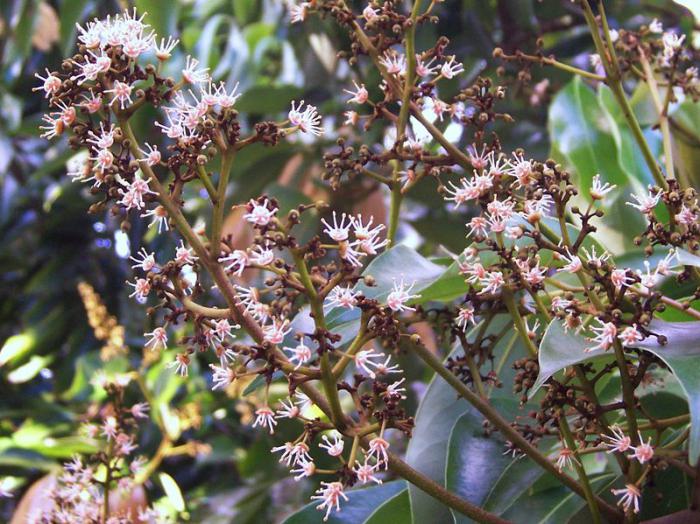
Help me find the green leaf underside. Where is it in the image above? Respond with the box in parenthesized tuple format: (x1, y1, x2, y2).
(533, 318, 699, 462)
(282, 481, 406, 524)
(636, 320, 700, 463)
(530, 320, 613, 396)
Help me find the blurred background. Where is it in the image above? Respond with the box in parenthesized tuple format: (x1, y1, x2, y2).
(0, 0, 698, 522)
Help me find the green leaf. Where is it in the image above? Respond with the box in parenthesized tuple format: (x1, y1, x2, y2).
(530, 320, 614, 396)
(135, 0, 178, 38)
(548, 77, 629, 193)
(7, 354, 52, 383)
(636, 320, 700, 463)
(415, 259, 469, 304)
(677, 248, 700, 268)
(159, 472, 186, 512)
(282, 481, 406, 524)
(355, 244, 446, 304)
(0, 332, 37, 367)
(232, 0, 259, 24)
(445, 399, 526, 523)
(405, 316, 523, 524)
(59, 0, 90, 55)
(364, 489, 411, 523)
(500, 473, 616, 523)
(235, 85, 304, 114)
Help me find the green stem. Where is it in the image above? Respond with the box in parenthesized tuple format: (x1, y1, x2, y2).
(581, 0, 667, 190)
(211, 151, 235, 258)
(503, 291, 538, 357)
(612, 340, 641, 481)
(559, 416, 602, 524)
(197, 165, 218, 201)
(387, 162, 402, 247)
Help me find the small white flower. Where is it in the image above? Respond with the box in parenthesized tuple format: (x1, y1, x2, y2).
(322, 211, 352, 241)
(611, 484, 641, 514)
(210, 364, 235, 390)
(263, 317, 291, 345)
(386, 278, 420, 312)
(182, 55, 210, 84)
(244, 198, 277, 226)
(590, 174, 616, 200)
(627, 190, 661, 215)
(311, 481, 348, 521)
(144, 327, 168, 350)
(252, 405, 277, 434)
(439, 56, 464, 79)
(367, 436, 390, 469)
(283, 341, 313, 369)
(649, 18, 663, 34)
(586, 319, 617, 352)
(325, 286, 358, 310)
(344, 81, 369, 104)
(601, 425, 632, 454)
(288, 100, 323, 135)
(319, 433, 345, 457)
(619, 324, 645, 347)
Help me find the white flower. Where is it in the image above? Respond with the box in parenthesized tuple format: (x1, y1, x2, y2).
(276, 398, 300, 419)
(272, 441, 311, 467)
(288, 100, 323, 135)
(283, 341, 313, 369)
(175, 240, 197, 265)
(311, 482, 348, 521)
(601, 425, 632, 454)
(127, 277, 151, 301)
(344, 81, 369, 104)
(590, 174, 616, 200)
(478, 271, 505, 296)
(649, 18, 663, 34)
(440, 56, 464, 79)
(586, 319, 617, 352)
(105, 80, 134, 109)
(611, 484, 641, 514)
(167, 353, 190, 377)
(444, 178, 480, 208)
(319, 433, 345, 457)
(243, 198, 277, 226)
(131, 247, 157, 272)
(144, 327, 168, 350)
(367, 355, 401, 378)
(219, 249, 249, 276)
(288, 1, 310, 23)
(252, 406, 277, 434)
(629, 433, 654, 464)
(367, 436, 390, 469)
(263, 317, 291, 345)
(322, 211, 352, 242)
(611, 268, 633, 290)
(354, 459, 382, 484)
(154, 36, 179, 60)
(379, 51, 406, 75)
(138, 143, 161, 167)
(456, 304, 476, 330)
(627, 190, 661, 214)
(210, 364, 235, 390)
(354, 349, 382, 376)
(33, 69, 62, 98)
(143, 205, 169, 233)
(325, 286, 358, 310)
(619, 324, 645, 347)
(554, 444, 579, 472)
(182, 56, 210, 84)
(386, 278, 420, 312)
(291, 458, 316, 480)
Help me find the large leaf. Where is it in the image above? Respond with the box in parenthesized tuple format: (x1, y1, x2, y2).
(445, 398, 525, 523)
(548, 77, 629, 192)
(635, 320, 700, 463)
(405, 316, 524, 524)
(355, 244, 447, 303)
(282, 481, 406, 524)
(530, 320, 614, 396)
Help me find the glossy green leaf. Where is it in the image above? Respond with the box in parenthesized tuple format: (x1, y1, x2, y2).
(236, 85, 305, 114)
(548, 77, 628, 192)
(635, 320, 700, 463)
(445, 398, 525, 523)
(59, 0, 90, 55)
(500, 473, 616, 523)
(282, 481, 406, 524)
(405, 316, 522, 524)
(135, 0, 178, 38)
(363, 489, 411, 523)
(530, 320, 614, 396)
